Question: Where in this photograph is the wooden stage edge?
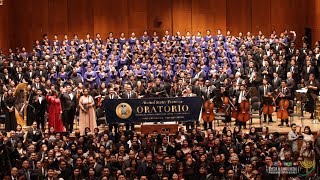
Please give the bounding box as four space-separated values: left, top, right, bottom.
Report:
134 112 320 135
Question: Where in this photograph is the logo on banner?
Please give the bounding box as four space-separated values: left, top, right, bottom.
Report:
116 103 132 119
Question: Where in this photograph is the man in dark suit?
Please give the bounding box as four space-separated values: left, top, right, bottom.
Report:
272 72 282 90
260 61 273 81
233 84 250 129
286 72 296 99
226 156 242 180
60 84 77 132
24 66 36 84
121 84 137 131
277 81 291 127
14 66 25 83
201 80 215 130
33 89 47 130
192 79 202 97
287 58 299 80
150 164 169 180
259 79 274 123
163 156 176 177
104 87 120 133
193 66 206 80
137 154 156 179
151 78 168 97
34 64 47 79
260 156 277 180
88 156 103 178
18 160 33 180
301 60 314 81
26 122 43 147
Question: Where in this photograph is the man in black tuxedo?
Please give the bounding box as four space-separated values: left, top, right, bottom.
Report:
277 81 291 127
121 84 137 131
33 89 47 130
301 59 315 82
201 80 215 130
104 87 120 133
233 84 250 129
60 84 77 132
272 72 282 90
26 122 43 148
259 79 274 123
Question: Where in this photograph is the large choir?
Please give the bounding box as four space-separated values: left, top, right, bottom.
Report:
0 29 319 179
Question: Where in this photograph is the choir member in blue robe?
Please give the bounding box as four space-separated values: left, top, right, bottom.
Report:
140 31 150 44
133 65 145 80
48 68 58 85
58 68 69 82
129 32 137 46
84 67 98 87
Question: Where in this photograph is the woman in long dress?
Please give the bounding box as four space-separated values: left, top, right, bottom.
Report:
46 90 64 132
4 89 17 131
78 88 96 135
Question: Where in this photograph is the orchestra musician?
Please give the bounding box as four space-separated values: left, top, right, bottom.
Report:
233 84 250 129
259 79 274 123
305 74 320 119
277 81 291 127
201 80 215 130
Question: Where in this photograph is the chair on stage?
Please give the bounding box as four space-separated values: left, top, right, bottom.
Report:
250 101 262 127
214 111 226 128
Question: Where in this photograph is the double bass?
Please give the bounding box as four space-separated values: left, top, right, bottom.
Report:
276 92 289 120
262 92 274 115
202 100 214 122
237 90 251 122
217 87 230 115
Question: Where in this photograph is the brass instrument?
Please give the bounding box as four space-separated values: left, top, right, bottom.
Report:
14 83 28 127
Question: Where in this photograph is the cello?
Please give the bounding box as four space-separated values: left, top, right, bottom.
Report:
202 100 214 122
217 87 230 115
237 89 251 123
262 92 274 115
277 92 289 120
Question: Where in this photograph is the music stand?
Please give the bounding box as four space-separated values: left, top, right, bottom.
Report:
295 92 307 117
262 96 273 126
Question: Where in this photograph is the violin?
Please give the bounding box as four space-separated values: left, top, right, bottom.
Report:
202 99 214 123
237 89 251 122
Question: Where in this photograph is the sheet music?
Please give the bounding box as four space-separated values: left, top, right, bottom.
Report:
296 88 307 93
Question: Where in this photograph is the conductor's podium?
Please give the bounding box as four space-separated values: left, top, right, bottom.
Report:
140 122 179 134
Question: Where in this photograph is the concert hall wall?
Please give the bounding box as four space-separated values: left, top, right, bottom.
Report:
0 0 316 51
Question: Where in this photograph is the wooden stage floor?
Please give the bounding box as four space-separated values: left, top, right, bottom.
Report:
132 112 320 135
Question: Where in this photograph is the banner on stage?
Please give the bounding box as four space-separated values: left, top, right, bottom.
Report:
105 97 202 123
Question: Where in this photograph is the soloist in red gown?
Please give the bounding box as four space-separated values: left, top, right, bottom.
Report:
47 96 65 132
